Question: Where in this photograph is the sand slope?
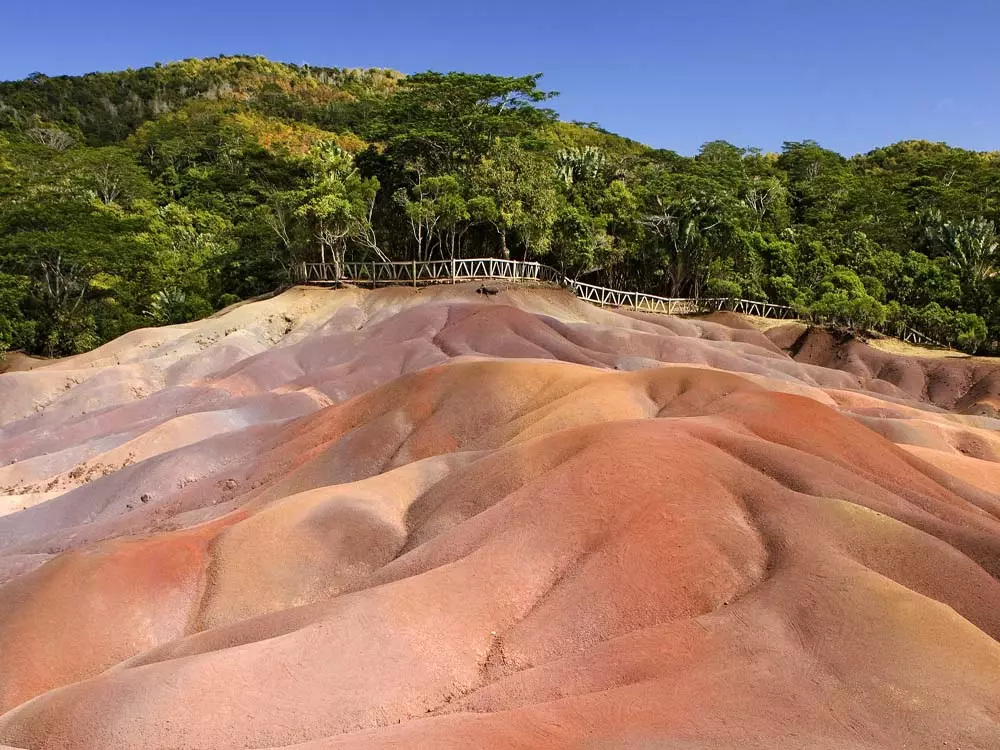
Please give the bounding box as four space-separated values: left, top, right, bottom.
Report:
767 324 1000 417
0 284 998 749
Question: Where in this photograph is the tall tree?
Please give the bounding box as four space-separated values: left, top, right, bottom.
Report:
376 72 557 173
925 213 1000 311
290 143 380 273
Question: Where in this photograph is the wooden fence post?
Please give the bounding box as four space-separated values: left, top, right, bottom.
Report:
412 258 417 289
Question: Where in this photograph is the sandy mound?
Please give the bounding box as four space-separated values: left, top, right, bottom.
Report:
767 325 1000 416
0 354 49 375
0 285 998 749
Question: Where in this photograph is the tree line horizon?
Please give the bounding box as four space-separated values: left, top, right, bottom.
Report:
1 55 998 356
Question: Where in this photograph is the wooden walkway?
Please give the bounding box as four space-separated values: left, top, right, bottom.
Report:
296 258 942 348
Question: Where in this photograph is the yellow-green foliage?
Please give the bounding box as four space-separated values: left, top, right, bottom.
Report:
546 121 651 158
0 55 400 146
231 112 366 156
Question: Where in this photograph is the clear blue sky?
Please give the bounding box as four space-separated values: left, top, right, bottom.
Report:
2 0 997 156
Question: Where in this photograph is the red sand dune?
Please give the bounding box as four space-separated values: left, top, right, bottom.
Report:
0 284 998 749
767 323 1000 417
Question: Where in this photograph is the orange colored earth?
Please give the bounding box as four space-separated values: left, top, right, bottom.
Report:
0 284 998 749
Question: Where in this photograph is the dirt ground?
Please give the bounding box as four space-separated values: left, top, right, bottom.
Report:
0 287 998 749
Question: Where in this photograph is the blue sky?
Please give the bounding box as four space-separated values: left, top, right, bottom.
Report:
1 0 997 156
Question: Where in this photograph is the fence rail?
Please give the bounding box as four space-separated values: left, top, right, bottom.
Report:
296 258 945 348
301 258 561 286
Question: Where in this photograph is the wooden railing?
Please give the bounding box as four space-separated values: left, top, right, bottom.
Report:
301 258 561 286
296 258 944 348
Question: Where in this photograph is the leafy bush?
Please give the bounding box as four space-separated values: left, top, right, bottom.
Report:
147 289 213 325
910 303 988 353
42 313 100 357
807 267 886 330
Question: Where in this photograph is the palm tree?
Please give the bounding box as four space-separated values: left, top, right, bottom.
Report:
555 146 606 187
926 214 999 307
642 194 727 299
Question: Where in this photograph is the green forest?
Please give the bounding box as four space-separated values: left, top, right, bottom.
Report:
1 55 999 356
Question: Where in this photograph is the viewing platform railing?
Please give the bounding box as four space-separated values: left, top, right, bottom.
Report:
296 258 943 348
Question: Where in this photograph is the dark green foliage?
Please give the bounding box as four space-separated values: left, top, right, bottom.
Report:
1 58 999 357
907 303 988 353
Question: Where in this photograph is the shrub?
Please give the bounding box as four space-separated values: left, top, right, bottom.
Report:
910 303 987 353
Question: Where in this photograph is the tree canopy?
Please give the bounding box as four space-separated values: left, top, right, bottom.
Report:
1 56 999 356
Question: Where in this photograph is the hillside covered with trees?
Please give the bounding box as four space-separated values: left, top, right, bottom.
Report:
1 55 999 356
